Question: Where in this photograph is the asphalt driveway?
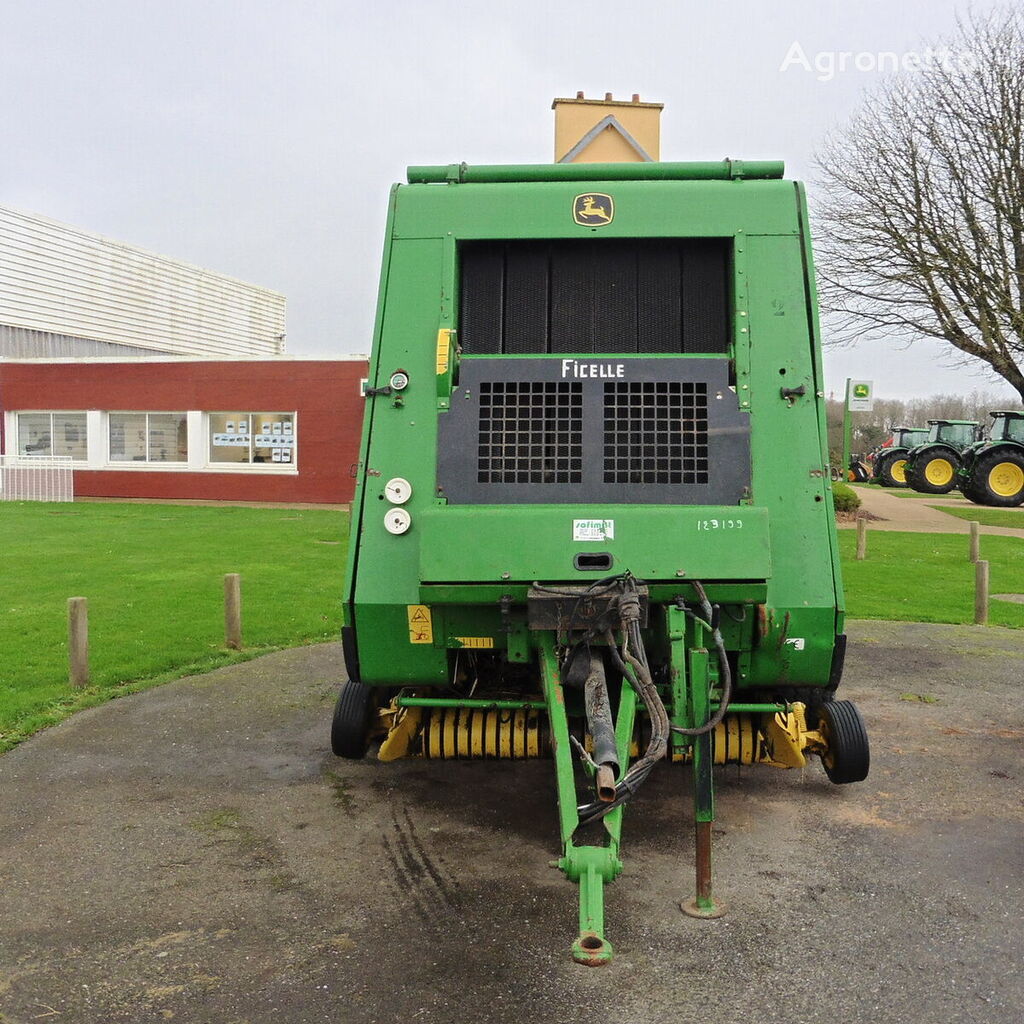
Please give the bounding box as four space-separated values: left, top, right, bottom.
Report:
1 623 1022 1024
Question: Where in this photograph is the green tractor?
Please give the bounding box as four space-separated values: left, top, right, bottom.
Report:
958 411 1024 507
870 427 929 488
336 159 868 964
904 419 979 494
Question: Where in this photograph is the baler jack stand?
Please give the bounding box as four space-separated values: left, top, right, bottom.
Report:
667 604 727 920
539 636 636 966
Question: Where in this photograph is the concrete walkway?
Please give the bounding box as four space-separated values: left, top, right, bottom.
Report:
839 484 1024 536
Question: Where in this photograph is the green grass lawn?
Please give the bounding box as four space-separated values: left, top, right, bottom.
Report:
1 501 347 751
3 501 1021 754
838 530 1024 627
930 505 1024 529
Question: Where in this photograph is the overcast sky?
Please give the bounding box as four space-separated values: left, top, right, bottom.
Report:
1 0 1017 402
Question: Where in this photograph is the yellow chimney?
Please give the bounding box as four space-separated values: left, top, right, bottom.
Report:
552 92 664 163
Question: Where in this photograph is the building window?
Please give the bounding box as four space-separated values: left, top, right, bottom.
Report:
109 413 187 463
208 412 296 467
17 412 88 460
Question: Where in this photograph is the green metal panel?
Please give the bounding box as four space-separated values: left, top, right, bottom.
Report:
393 179 800 240
417 505 771 583
344 164 844 694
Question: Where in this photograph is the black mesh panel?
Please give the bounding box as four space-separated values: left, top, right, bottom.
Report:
504 249 550 355
460 243 503 355
603 382 708 484
477 382 583 484
460 239 728 355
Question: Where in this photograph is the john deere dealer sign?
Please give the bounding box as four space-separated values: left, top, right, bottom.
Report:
848 380 874 412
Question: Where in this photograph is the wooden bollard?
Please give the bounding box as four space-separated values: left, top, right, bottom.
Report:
974 560 989 626
68 596 89 688
224 573 242 650
855 515 867 561
969 521 980 563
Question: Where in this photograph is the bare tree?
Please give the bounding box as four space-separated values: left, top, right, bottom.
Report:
815 9 1024 400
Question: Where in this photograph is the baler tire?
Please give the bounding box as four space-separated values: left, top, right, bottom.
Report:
331 679 373 759
819 700 869 784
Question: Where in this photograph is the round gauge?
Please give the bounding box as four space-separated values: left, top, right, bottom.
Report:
384 477 413 504
383 507 412 535
389 370 410 391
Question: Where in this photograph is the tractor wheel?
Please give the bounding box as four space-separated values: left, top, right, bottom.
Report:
818 700 870 784
331 679 374 759
875 453 909 488
907 448 961 494
848 463 869 483
972 450 1024 507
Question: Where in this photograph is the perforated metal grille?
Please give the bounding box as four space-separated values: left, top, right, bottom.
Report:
477 382 583 484
603 382 709 484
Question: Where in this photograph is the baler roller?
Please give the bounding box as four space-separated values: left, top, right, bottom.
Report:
384 703 826 768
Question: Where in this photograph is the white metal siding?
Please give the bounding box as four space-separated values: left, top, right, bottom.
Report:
0 206 286 358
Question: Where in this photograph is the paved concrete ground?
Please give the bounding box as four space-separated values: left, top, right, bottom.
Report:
1 626 1022 1024
840 485 1024 536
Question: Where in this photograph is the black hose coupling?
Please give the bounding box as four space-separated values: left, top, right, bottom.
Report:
618 591 642 625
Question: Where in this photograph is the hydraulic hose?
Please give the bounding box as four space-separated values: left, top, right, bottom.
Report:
576 577 669 824
670 581 734 737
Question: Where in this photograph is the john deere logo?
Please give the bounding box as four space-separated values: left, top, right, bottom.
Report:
573 193 614 226
853 384 870 399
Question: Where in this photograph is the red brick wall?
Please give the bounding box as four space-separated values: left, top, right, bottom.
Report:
0 360 368 503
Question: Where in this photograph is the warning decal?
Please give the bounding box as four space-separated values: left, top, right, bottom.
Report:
454 637 495 649
406 604 434 644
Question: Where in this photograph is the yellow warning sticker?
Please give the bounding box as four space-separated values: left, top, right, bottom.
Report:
436 329 453 375
454 637 495 649
407 605 433 644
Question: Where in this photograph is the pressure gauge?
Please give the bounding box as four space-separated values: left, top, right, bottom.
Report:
384 477 413 504
384 507 412 535
389 370 410 391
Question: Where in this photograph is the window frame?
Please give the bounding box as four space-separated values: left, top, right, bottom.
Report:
106 411 189 466
204 411 299 471
14 410 90 462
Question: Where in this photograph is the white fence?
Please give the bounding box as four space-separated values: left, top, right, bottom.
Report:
0 455 75 502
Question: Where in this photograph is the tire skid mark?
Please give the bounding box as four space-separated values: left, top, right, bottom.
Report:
395 804 459 905
378 798 460 924
380 834 432 923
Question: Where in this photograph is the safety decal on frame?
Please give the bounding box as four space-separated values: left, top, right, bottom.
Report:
407 605 433 645
454 637 495 649
573 519 615 542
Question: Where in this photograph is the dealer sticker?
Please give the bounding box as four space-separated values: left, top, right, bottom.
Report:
573 519 615 542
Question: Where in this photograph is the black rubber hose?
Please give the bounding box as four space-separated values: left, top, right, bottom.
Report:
670 581 733 737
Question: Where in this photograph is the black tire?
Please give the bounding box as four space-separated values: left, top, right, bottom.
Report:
970 449 1024 507
875 452 909 488
331 679 373 759
848 463 869 483
906 447 961 494
819 700 869 784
